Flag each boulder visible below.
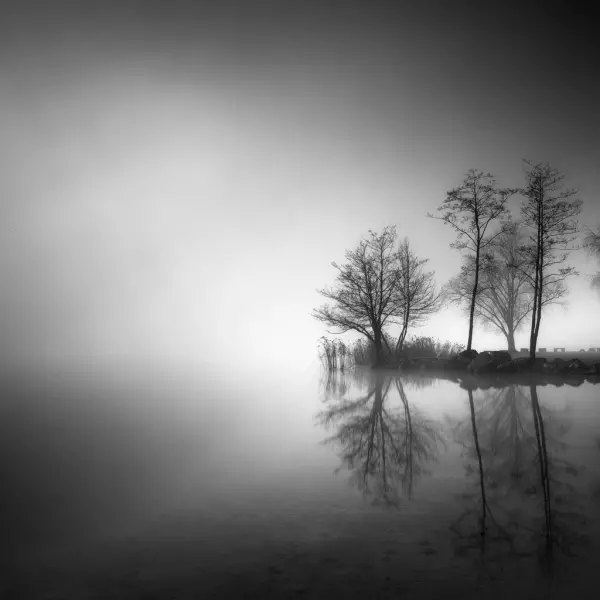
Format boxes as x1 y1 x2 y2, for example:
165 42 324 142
468 352 493 372
566 358 589 372
489 350 512 364
546 358 566 374
478 350 512 371
497 357 530 373
496 356 546 373
468 351 511 373
459 349 478 360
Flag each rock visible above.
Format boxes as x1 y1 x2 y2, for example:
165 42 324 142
468 352 493 372
459 349 478 360
531 357 548 373
497 357 530 373
496 356 545 373
489 350 512 364
477 350 511 371
468 351 511 373
546 358 566 374
566 358 589 372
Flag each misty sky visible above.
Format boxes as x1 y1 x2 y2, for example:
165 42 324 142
1 1 599 372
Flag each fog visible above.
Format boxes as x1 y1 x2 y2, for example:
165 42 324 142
2 3 599 376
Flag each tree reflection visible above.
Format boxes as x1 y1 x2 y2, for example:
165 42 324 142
317 372 444 506
449 380 589 570
448 377 515 557
401 371 460 391
528 384 590 561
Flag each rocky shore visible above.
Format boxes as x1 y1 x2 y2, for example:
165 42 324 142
373 349 600 385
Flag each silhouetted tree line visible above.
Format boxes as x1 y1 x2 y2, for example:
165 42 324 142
314 160 585 365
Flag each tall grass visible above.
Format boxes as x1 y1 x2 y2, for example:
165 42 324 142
404 336 465 358
349 339 377 366
319 335 465 370
318 337 353 371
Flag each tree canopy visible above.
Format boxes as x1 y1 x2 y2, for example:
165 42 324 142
429 169 515 350
312 226 402 362
444 223 534 352
518 161 582 357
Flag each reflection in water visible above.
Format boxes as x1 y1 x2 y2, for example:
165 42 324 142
448 377 515 558
529 384 591 561
448 379 592 576
401 371 460 391
317 370 445 506
319 366 372 402
5 363 600 598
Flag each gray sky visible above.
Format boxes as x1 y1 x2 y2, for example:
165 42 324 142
1 1 599 371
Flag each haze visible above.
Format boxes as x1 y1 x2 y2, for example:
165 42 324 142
1 2 599 376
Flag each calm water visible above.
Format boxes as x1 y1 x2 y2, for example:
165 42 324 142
3 360 600 598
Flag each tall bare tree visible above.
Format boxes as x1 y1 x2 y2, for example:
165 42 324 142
393 237 441 356
312 226 401 365
518 161 582 358
444 223 535 352
583 223 600 290
429 169 515 351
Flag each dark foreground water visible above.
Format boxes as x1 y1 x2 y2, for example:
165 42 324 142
3 359 600 599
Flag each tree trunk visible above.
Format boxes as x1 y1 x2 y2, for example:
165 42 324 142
468 387 487 539
395 309 409 357
530 384 552 550
467 248 481 351
532 257 544 358
373 330 383 363
529 184 543 359
529 290 539 359
506 328 516 354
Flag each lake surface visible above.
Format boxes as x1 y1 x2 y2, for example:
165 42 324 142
3 359 600 598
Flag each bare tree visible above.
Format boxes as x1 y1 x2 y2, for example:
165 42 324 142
583 223 600 290
518 161 582 358
393 237 442 356
312 226 401 365
444 223 535 352
429 169 515 351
